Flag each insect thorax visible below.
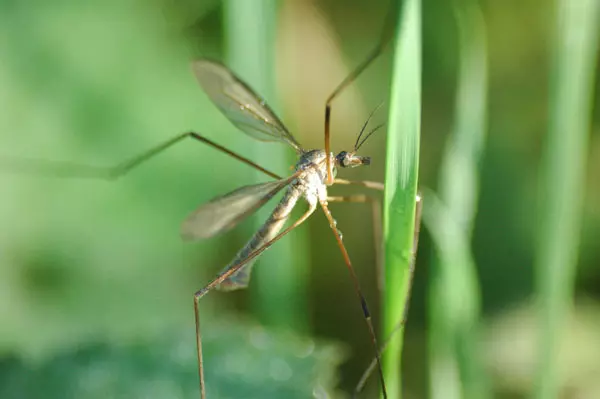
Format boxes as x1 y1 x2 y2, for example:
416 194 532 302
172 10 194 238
295 149 337 177
294 149 335 205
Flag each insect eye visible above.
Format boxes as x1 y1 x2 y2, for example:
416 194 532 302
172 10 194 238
335 151 348 167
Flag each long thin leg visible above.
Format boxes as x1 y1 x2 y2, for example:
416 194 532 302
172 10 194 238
353 194 423 397
194 203 316 398
334 178 384 191
319 200 388 398
0 132 281 180
327 194 383 292
324 0 400 184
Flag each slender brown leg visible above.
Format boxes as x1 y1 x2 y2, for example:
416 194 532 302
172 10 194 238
194 203 316 398
319 200 388 398
334 178 384 191
323 0 400 185
353 194 423 397
0 132 281 180
327 194 383 292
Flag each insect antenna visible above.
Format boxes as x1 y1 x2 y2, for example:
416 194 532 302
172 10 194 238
356 123 385 151
354 102 385 151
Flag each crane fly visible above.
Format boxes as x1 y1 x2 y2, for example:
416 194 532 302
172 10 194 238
187 59 389 398
0 6 420 396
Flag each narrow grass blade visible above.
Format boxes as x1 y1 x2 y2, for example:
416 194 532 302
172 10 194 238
428 3 489 399
425 190 487 399
382 0 421 397
534 0 600 397
223 0 308 329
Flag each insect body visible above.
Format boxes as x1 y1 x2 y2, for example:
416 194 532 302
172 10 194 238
198 148 371 291
214 150 331 291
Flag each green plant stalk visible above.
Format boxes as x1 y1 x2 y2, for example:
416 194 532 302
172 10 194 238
428 3 489 399
535 0 600 397
223 0 308 330
423 190 482 399
382 0 421 397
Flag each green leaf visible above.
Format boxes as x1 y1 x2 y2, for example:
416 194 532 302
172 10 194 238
535 0 600 397
382 0 421 397
427 3 490 399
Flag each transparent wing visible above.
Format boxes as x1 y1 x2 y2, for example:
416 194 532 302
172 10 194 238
192 59 303 153
181 176 294 241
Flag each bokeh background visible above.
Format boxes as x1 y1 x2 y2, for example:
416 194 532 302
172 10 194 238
1 0 599 398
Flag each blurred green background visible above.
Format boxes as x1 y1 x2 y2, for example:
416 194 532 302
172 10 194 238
1 0 599 398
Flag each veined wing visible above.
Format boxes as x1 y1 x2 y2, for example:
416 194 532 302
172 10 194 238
181 176 295 241
192 59 303 153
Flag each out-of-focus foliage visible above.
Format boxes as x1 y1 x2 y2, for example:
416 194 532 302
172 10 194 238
0 0 599 398
427 3 489 399
484 301 600 398
534 0 600 397
0 321 345 399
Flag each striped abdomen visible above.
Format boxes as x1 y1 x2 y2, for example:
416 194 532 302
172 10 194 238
217 184 302 291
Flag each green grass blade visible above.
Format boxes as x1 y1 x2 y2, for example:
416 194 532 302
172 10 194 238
382 0 421 397
424 190 487 399
428 3 489 399
534 0 600 397
223 0 309 331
